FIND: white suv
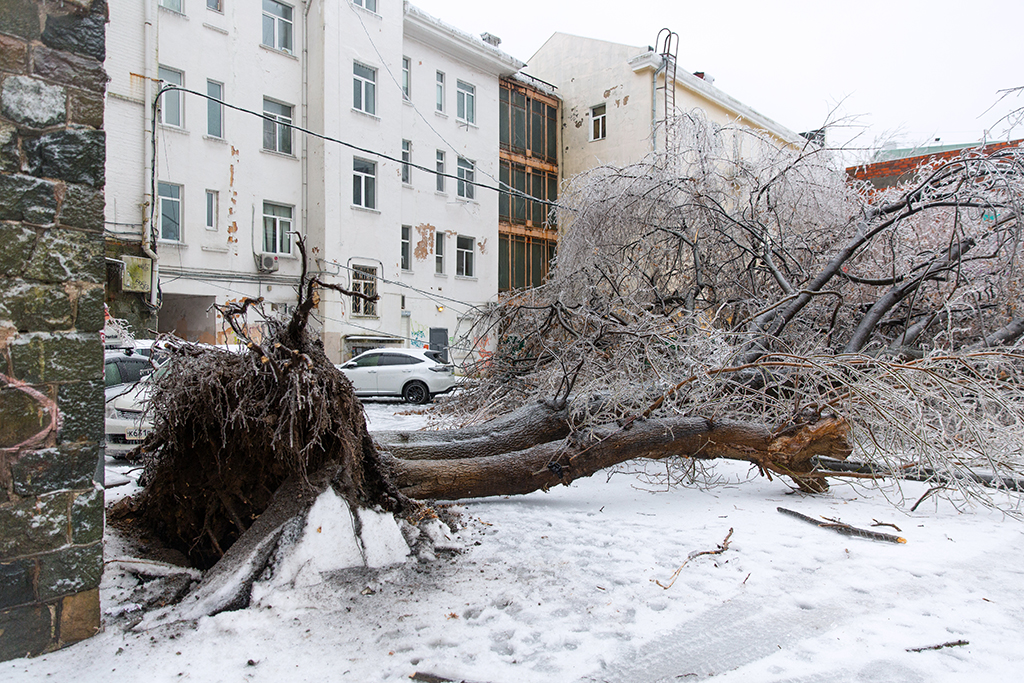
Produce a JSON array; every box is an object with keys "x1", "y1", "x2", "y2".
[{"x1": 336, "y1": 348, "x2": 456, "y2": 404}]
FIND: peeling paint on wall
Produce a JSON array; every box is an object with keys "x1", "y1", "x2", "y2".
[
  {"x1": 227, "y1": 146, "x2": 239, "y2": 251},
  {"x1": 477, "y1": 237, "x2": 487, "y2": 255},
  {"x1": 414, "y1": 223, "x2": 435, "y2": 261}
]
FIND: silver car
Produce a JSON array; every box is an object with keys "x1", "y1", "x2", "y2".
[{"x1": 336, "y1": 348, "x2": 456, "y2": 404}]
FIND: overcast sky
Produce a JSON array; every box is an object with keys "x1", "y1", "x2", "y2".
[{"x1": 413, "y1": 0, "x2": 1024, "y2": 153}]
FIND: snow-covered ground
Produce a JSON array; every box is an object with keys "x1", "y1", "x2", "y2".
[{"x1": 5, "y1": 401, "x2": 1024, "y2": 682}]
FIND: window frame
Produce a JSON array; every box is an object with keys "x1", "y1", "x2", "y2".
[
  {"x1": 262, "y1": 201, "x2": 293, "y2": 254},
  {"x1": 353, "y1": 61, "x2": 377, "y2": 116},
  {"x1": 262, "y1": 98, "x2": 293, "y2": 155},
  {"x1": 205, "y1": 189, "x2": 218, "y2": 231},
  {"x1": 401, "y1": 224, "x2": 412, "y2": 271},
  {"x1": 262, "y1": 0, "x2": 294, "y2": 54},
  {"x1": 160, "y1": 0, "x2": 183, "y2": 12},
  {"x1": 590, "y1": 103, "x2": 607, "y2": 141},
  {"x1": 157, "y1": 181, "x2": 182, "y2": 242},
  {"x1": 435, "y1": 71, "x2": 445, "y2": 113},
  {"x1": 457, "y1": 157, "x2": 475, "y2": 200},
  {"x1": 435, "y1": 230, "x2": 445, "y2": 274},
  {"x1": 351, "y1": 265, "x2": 378, "y2": 317},
  {"x1": 401, "y1": 56, "x2": 411, "y2": 101},
  {"x1": 435, "y1": 149, "x2": 445, "y2": 193},
  {"x1": 352, "y1": 157, "x2": 377, "y2": 209},
  {"x1": 207, "y1": 79, "x2": 224, "y2": 138},
  {"x1": 157, "y1": 66, "x2": 183, "y2": 128},
  {"x1": 456, "y1": 235, "x2": 475, "y2": 278},
  {"x1": 353, "y1": 0, "x2": 377, "y2": 12},
  {"x1": 207, "y1": 0, "x2": 223, "y2": 11},
  {"x1": 456, "y1": 80, "x2": 476, "y2": 125},
  {"x1": 401, "y1": 139, "x2": 412, "y2": 185}
]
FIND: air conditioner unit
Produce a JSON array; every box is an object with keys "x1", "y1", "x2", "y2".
[{"x1": 257, "y1": 253, "x2": 280, "y2": 273}]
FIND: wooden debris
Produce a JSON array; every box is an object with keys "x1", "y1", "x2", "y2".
[
  {"x1": 906, "y1": 639, "x2": 969, "y2": 652},
  {"x1": 777, "y1": 507, "x2": 906, "y2": 544},
  {"x1": 656, "y1": 528, "x2": 734, "y2": 589}
]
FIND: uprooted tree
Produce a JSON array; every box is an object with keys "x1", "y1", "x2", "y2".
[{"x1": 117, "y1": 114, "x2": 1024, "y2": 605}]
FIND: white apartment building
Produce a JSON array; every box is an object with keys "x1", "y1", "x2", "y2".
[{"x1": 104, "y1": 0, "x2": 523, "y2": 363}]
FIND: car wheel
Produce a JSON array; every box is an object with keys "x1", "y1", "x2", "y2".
[{"x1": 402, "y1": 380, "x2": 430, "y2": 404}]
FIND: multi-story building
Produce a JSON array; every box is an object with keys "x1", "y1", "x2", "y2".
[{"x1": 104, "y1": 0, "x2": 523, "y2": 363}]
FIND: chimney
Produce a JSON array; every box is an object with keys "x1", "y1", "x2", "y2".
[{"x1": 481, "y1": 32, "x2": 501, "y2": 47}]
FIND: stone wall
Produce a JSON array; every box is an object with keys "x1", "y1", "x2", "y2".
[{"x1": 0, "y1": 0, "x2": 106, "y2": 661}]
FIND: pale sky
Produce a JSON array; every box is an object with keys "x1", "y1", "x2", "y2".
[{"x1": 412, "y1": 0, "x2": 1024, "y2": 153}]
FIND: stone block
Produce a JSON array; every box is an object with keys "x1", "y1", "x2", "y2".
[
  {"x1": 1, "y1": 75, "x2": 66, "y2": 128},
  {"x1": 30, "y1": 44, "x2": 106, "y2": 93},
  {"x1": 74, "y1": 285, "x2": 105, "y2": 332},
  {"x1": 0, "y1": 281, "x2": 73, "y2": 331},
  {"x1": 57, "y1": 378, "x2": 104, "y2": 443},
  {"x1": 0, "y1": 385, "x2": 53, "y2": 450},
  {"x1": 0, "y1": 491, "x2": 70, "y2": 558},
  {"x1": 70, "y1": 487, "x2": 103, "y2": 545},
  {"x1": 68, "y1": 88, "x2": 103, "y2": 128},
  {"x1": 0, "y1": 34, "x2": 29, "y2": 73},
  {"x1": 41, "y1": 1, "x2": 106, "y2": 62},
  {"x1": 23, "y1": 128, "x2": 105, "y2": 188},
  {"x1": 0, "y1": 223, "x2": 37, "y2": 277},
  {"x1": 11, "y1": 443, "x2": 99, "y2": 497},
  {"x1": 0, "y1": 0, "x2": 41, "y2": 42},
  {"x1": 38, "y1": 545, "x2": 102, "y2": 601},
  {"x1": 9, "y1": 332, "x2": 102, "y2": 384},
  {"x1": 24, "y1": 227, "x2": 104, "y2": 283},
  {"x1": 58, "y1": 182, "x2": 104, "y2": 230},
  {"x1": 58, "y1": 588, "x2": 99, "y2": 645},
  {"x1": 0, "y1": 122, "x2": 19, "y2": 174},
  {"x1": 0, "y1": 174, "x2": 57, "y2": 225},
  {"x1": 0, "y1": 603, "x2": 53, "y2": 661},
  {"x1": 0, "y1": 559, "x2": 36, "y2": 610}
]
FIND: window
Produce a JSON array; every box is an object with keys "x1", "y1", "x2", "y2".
[
  {"x1": 435, "y1": 231, "x2": 444, "y2": 274},
  {"x1": 157, "y1": 182, "x2": 181, "y2": 241},
  {"x1": 401, "y1": 225, "x2": 412, "y2": 271},
  {"x1": 499, "y1": 85, "x2": 558, "y2": 162},
  {"x1": 456, "y1": 235, "x2": 474, "y2": 277},
  {"x1": 352, "y1": 265, "x2": 377, "y2": 316},
  {"x1": 207, "y1": 0, "x2": 222, "y2": 10},
  {"x1": 457, "y1": 157, "x2": 474, "y2": 200},
  {"x1": 352, "y1": 158, "x2": 376, "y2": 209},
  {"x1": 262, "y1": 202, "x2": 292, "y2": 253},
  {"x1": 157, "y1": 66, "x2": 183, "y2": 127},
  {"x1": 205, "y1": 190, "x2": 218, "y2": 230},
  {"x1": 160, "y1": 0, "x2": 182, "y2": 11},
  {"x1": 435, "y1": 71, "x2": 445, "y2": 112},
  {"x1": 353, "y1": 62, "x2": 376, "y2": 115},
  {"x1": 499, "y1": 161, "x2": 558, "y2": 228},
  {"x1": 262, "y1": 0, "x2": 293, "y2": 53},
  {"x1": 401, "y1": 56, "x2": 411, "y2": 101},
  {"x1": 207, "y1": 80, "x2": 223, "y2": 138},
  {"x1": 263, "y1": 98, "x2": 292, "y2": 154},
  {"x1": 435, "y1": 150, "x2": 445, "y2": 192},
  {"x1": 401, "y1": 140, "x2": 412, "y2": 185},
  {"x1": 457, "y1": 80, "x2": 475, "y2": 124},
  {"x1": 353, "y1": 0, "x2": 377, "y2": 11},
  {"x1": 590, "y1": 103, "x2": 607, "y2": 141},
  {"x1": 499, "y1": 234, "x2": 557, "y2": 292}
]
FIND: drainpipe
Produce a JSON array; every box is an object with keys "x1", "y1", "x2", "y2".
[
  {"x1": 142, "y1": 0, "x2": 159, "y2": 308},
  {"x1": 302, "y1": 0, "x2": 310, "y2": 269}
]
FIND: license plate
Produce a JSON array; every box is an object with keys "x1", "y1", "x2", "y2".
[{"x1": 126, "y1": 427, "x2": 150, "y2": 441}]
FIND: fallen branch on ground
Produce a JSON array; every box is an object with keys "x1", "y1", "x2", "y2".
[
  {"x1": 906, "y1": 639, "x2": 969, "y2": 652},
  {"x1": 777, "y1": 507, "x2": 907, "y2": 544},
  {"x1": 656, "y1": 527, "x2": 734, "y2": 589}
]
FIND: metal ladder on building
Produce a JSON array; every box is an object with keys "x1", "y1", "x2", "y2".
[{"x1": 655, "y1": 28, "x2": 679, "y2": 150}]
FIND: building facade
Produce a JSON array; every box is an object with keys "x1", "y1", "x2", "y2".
[{"x1": 104, "y1": 0, "x2": 522, "y2": 362}]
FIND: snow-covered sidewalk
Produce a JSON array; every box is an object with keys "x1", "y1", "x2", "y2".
[{"x1": 4, "y1": 402, "x2": 1023, "y2": 682}]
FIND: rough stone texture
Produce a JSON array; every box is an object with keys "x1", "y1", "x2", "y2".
[
  {"x1": 11, "y1": 443, "x2": 98, "y2": 496},
  {"x1": 0, "y1": 0, "x2": 41, "y2": 42},
  {"x1": 0, "y1": 385, "x2": 52, "y2": 449},
  {"x1": 74, "y1": 285, "x2": 105, "y2": 331},
  {"x1": 1, "y1": 75, "x2": 66, "y2": 128},
  {"x1": 41, "y1": 1, "x2": 106, "y2": 62},
  {"x1": 0, "y1": 281, "x2": 74, "y2": 331},
  {"x1": 58, "y1": 587, "x2": 99, "y2": 645},
  {"x1": 69, "y1": 487, "x2": 103, "y2": 545},
  {"x1": 0, "y1": 34, "x2": 30, "y2": 73},
  {"x1": 57, "y1": 379, "x2": 104, "y2": 443},
  {"x1": 23, "y1": 128, "x2": 105, "y2": 187},
  {"x1": 38, "y1": 545, "x2": 101, "y2": 601},
  {"x1": 0, "y1": 223, "x2": 37, "y2": 277},
  {"x1": 0, "y1": 174, "x2": 57, "y2": 224},
  {"x1": 24, "y1": 228, "x2": 105, "y2": 283},
  {"x1": 0, "y1": 559, "x2": 36, "y2": 609},
  {"x1": 0, "y1": 491, "x2": 70, "y2": 557},
  {"x1": 30, "y1": 44, "x2": 106, "y2": 93},
  {"x1": 0, "y1": 121, "x2": 19, "y2": 173},
  {"x1": 68, "y1": 88, "x2": 102, "y2": 128},
  {"x1": 58, "y1": 182, "x2": 104, "y2": 230},
  {"x1": 0, "y1": 604, "x2": 52, "y2": 661},
  {"x1": 9, "y1": 332, "x2": 103, "y2": 384}
]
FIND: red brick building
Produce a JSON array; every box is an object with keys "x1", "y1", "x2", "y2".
[{"x1": 847, "y1": 139, "x2": 1023, "y2": 191}]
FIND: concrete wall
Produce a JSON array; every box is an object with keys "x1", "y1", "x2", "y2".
[{"x1": 0, "y1": 0, "x2": 106, "y2": 660}]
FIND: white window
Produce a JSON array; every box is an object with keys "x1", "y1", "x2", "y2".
[
  {"x1": 457, "y1": 157, "x2": 474, "y2": 200},
  {"x1": 435, "y1": 71, "x2": 445, "y2": 112},
  {"x1": 456, "y1": 235, "x2": 474, "y2": 277},
  {"x1": 353, "y1": 0, "x2": 377, "y2": 11},
  {"x1": 353, "y1": 62, "x2": 376, "y2": 115},
  {"x1": 207, "y1": 80, "x2": 223, "y2": 138},
  {"x1": 352, "y1": 265, "x2": 377, "y2": 317},
  {"x1": 401, "y1": 56, "x2": 411, "y2": 101},
  {"x1": 262, "y1": 202, "x2": 292, "y2": 254},
  {"x1": 401, "y1": 140, "x2": 412, "y2": 185},
  {"x1": 353, "y1": 158, "x2": 376, "y2": 209},
  {"x1": 157, "y1": 182, "x2": 181, "y2": 242},
  {"x1": 435, "y1": 231, "x2": 444, "y2": 274},
  {"x1": 205, "y1": 190, "x2": 218, "y2": 230},
  {"x1": 401, "y1": 225, "x2": 412, "y2": 271},
  {"x1": 262, "y1": 0, "x2": 293, "y2": 53},
  {"x1": 160, "y1": 0, "x2": 183, "y2": 12},
  {"x1": 456, "y1": 80, "x2": 475, "y2": 125},
  {"x1": 435, "y1": 150, "x2": 445, "y2": 192},
  {"x1": 207, "y1": 0, "x2": 222, "y2": 10},
  {"x1": 590, "y1": 103, "x2": 607, "y2": 141},
  {"x1": 158, "y1": 66, "x2": 183, "y2": 127},
  {"x1": 263, "y1": 98, "x2": 292, "y2": 154}
]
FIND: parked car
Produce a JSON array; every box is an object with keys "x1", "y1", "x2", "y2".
[
  {"x1": 336, "y1": 348, "x2": 456, "y2": 404},
  {"x1": 104, "y1": 351, "x2": 157, "y2": 402},
  {"x1": 105, "y1": 366, "x2": 159, "y2": 459}
]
